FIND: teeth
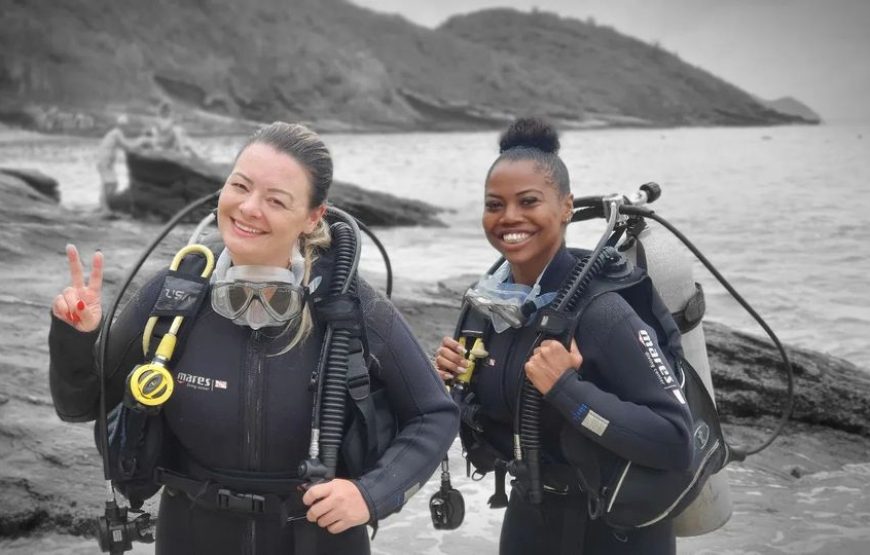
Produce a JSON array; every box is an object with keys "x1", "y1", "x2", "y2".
[
  {"x1": 502, "y1": 232, "x2": 530, "y2": 244},
  {"x1": 235, "y1": 221, "x2": 263, "y2": 234}
]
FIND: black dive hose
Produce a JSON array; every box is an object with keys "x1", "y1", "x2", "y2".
[
  {"x1": 357, "y1": 219, "x2": 393, "y2": 298},
  {"x1": 317, "y1": 212, "x2": 361, "y2": 477},
  {"x1": 620, "y1": 205, "x2": 794, "y2": 459},
  {"x1": 513, "y1": 200, "x2": 621, "y2": 504}
]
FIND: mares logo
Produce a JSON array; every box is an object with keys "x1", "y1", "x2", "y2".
[
  {"x1": 639, "y1": 330, "x2": 686, "y2": 405},
  {"x1": 176, "y1": 372, "x2": 228, "y2": 392}
]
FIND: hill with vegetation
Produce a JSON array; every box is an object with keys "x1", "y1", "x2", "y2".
[
  {"x1": 439, "y1": 9, "x2": 813, "y2": 127},
  {"x1": 0, "y1": 1, "x2": 814, "y2": 135}
]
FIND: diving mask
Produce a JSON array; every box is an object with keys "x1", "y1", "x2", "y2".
[
  {"x1": 210, "y1": 248, "x2": 319, "y2": 330},
  {"x1": 464, "y1": 261, "x2": 556, "y2": 333}
]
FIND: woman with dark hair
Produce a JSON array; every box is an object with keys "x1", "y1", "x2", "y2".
[
  {"x1": 435, "y1": 118, "x2": 693, "y2": 554},
  {"x1": 49, "y1": 121, "x2": 459, "y2": 554}
]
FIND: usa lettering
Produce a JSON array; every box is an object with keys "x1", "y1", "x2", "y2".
[{"x1": 162, "y1": 288, "x2": 189, "y2": 302}]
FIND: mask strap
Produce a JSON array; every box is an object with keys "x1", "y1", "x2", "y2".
[
  {"x1": 211, "y1": 248, "x2": 233, "y2": 283},
  {"x1": 290, "y1": 243, "x2": 305, "y2": 285}
]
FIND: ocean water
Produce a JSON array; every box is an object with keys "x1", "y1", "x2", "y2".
[{"x1": 1, "y1": 123, "x2": 868, "y2": 368}]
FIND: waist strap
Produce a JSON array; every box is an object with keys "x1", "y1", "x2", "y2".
[{"x1": 154, "y1": 467, "x2": 307, "y2": 520}]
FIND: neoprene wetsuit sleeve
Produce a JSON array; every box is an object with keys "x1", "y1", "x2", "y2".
[
  {"x1": 48, "y1": 271, "x2": 167, "y2": 422},
  {"x1": 543, "y1": 292, "x2": 693, "y2": 471},
  {"x1": 352, "y1": 282, "x2": 459, "y2": 522}
]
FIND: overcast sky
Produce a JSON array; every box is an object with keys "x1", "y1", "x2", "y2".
[{"x1": 351, "y1": 0, "x2": 870, "y2": 122}]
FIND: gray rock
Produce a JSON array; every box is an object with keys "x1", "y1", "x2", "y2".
[
  {"x1": 0, "y1": 168, "x2": 60, "y2": 202},
  {"x1": 705, "y1": 320, "x2": 870, "y2": 435},
  {"x1": 110, "y1": 149, "x2": 446, "y2": 227}
]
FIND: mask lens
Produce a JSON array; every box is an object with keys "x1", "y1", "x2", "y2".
[
  {"x1": 257, "y1": 285, "x2": 302, "y2": 318},
  {"x1": 227, "y1": 285, "x2": 253, "y2": 315},
  {"x1": 491, "y1": 305, "x2": 523, "y2": 328}
]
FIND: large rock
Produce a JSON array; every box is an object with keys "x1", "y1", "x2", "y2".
[
  {"x1": 0, "y1": 168, "x2": 60, "y2": 202},
  {"x1": 111, "y1": 149, "x2": 446, "y2": 227},
  {"x1": 705, "y1": 320, "x2": 870, "y2": 434}
]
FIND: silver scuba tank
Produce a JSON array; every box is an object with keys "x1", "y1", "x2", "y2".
[{"x1": 622, "y1": 221, "x2": 733, "y2": 537}]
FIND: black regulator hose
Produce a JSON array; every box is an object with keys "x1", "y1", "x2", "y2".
[
  {"x1": 514, "y1": 201, "x2": 620, "y2": 504},
  {"x1": 620, "y1": 205, "x2": 794, "y2": 459},
  {"x1": 356, "y1": 219, "x2": 393, "y2": 299},
  {"x1": 316, "y1": 212, "x2": 361, "y2": 477}
]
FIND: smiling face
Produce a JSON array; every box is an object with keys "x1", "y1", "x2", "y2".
[
  {"x1": 483, "y1": 159, "x2": 573, "y2": 285},
  {"x1": 217, "y1": 142, "x2": 326, "y2": 267}
]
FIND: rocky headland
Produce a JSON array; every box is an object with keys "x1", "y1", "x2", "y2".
[
  {"x1": 1, "y1": 180, "x2": 867, "y2": 554},
  {"x1": 0, "y1": 1, "x2": 818, "y2": 137}
]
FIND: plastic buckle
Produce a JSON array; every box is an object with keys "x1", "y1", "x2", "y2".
[
  {"x1": 346, "y1": 350, "x2": 370, "y2": 401},
  {"x1": 532, "y1": 308, "x2": 575, "y2": 346},
  {"x1": 216, "y1": 488, "x2": 266, "y2": 514}
]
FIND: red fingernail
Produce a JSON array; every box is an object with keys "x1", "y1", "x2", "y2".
[{"x1": 77, "y1": 300, "x2": 85, "y2": 311}]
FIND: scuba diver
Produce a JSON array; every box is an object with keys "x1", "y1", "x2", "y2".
[
  {"x1": 48, "y1": 121, "x2": 459, "y2": 554},
  {"x1": 434, "y1": 118, "x2": 695, "y2": 554}
]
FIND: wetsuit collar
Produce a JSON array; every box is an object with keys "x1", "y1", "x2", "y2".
[{"x1": 537, "y1": 246, "x2": 576, "y2": 295}]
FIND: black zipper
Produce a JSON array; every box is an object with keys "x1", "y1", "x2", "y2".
[
  {"x1": 243, "y1": 331, "x2": 265, "y2": 554},
  {"x1": 244, "y1": 331, "x2": 265, "y2": 469}
]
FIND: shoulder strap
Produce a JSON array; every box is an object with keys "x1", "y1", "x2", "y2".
[{"x1": 144, "y1": 250, "x2": 213, "y2": 360}]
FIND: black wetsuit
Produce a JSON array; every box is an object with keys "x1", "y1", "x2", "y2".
[
  {"x1": 48, "y1": 252, "x2": 459, "y2": 555},
  {"x1": 467, "y1": 248, "x2": 693, "y2": 555}
]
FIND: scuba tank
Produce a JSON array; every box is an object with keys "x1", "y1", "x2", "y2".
[
  {"x1": 621, "y1": 216, "x2": 733, "y2": 536},
  {"x1": 572, "y1": 183, "x2": 794, "y2": 533}
]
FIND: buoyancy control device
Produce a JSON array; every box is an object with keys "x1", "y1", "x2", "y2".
[
  {"x1": 437, "y1": 183, "x2": 795, "y2": 535},
  {"x1": 93, "y1": 191, "x2": 396, "y2": 554}
]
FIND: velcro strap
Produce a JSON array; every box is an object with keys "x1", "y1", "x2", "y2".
[
  {"x1": 150, "y1": 271, "x2": 210, "y2": 318},
  {"x1": 672, "y1": 282, "x2": 706, "y2": 334},
  {"x1": 313, "y1": 293, "x2": 363, "y2": 333}
]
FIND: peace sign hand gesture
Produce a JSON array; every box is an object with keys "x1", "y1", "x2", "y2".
[{"x1": 51, "y1": 244, "x2": 104, "y2": 332}]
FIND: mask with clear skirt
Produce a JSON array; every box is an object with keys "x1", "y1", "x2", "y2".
[{"x1": 464, "y1": 260, "x2": 556, "y2": 333}]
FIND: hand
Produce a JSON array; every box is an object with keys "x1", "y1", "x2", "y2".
[
  {"x1": 434, "y1": 336, "x2": 470, "y2": 382},
  {"x1": 524, "y1": 339, "x2": 583, "y2": 395},
  {"x1": 51, "y1": 244, "x2": 103, "y2": 332},
  {"x1": 303, "y1": 479, "x2": 371, "y2": 534}
]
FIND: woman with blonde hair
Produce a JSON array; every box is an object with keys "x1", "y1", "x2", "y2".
[{"x1": 50, "y1": 121, "x2": 458, "y2": 554}]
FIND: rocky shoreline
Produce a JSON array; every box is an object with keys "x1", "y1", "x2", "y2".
[{"x1": 0, "y1": 181, "x2": 867, "y2": 553}]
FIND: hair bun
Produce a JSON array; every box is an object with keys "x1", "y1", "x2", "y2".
[{"x1": 499, "y1": 117, "x2": 560, "y2": 154}]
